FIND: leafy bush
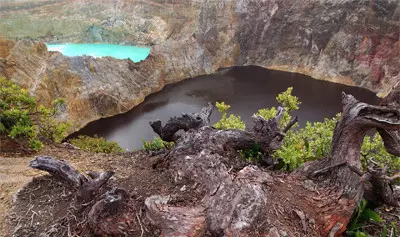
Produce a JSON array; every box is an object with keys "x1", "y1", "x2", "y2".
[
  {"x1": 214, "y1": 102, "x2": 245, "y2": 130},
  {"x1": 274, "y1": 113, "x2": 400, "y2": 172},
  {"x1": 214, "y1": 88, "x2": 301, "y2": 162},
  {"x1": 37, "y1": 99, "x2": 70, "y2": 143},
  {"x1": 361, "y1": 134, "x2": 400, "y2": 174},
  {"x1": 274, "y1": 114, "x2": 340, "y2": 170},
  {"x1": 69, "y1": 135, "x2": 124, "y2": 154},
  {"x1": 256, "y1": 87, "x2": 301, "y2": 129},
  {"x1": 0, "y1": 77, "x2": 69, "y2": 150},
  {"x1": 142, "y1": 137, "x2": 174, "y2": 152},
  {"x1": 213, "y1": 87, "x2": 399, "y2": 173}
]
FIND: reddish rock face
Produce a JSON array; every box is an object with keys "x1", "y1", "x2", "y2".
[{"x1": 0, "y1": 0, "x2": 399, "y2": 133}]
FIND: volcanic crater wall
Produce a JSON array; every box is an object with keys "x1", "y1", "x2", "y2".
[{"x1": 0, "y1": 0, "x2": 399, "y2": 132}]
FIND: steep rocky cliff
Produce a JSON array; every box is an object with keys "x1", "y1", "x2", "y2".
[{"x1": 1, "y1": 0, "x2": 399, "y2": 132}]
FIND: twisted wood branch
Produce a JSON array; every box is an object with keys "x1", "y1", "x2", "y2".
[{"x1": 29, "y1": 156, "x2": 114, "y2": 201}]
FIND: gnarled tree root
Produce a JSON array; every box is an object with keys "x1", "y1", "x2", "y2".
[
  {"x1": 145, "y1": 87, "x2": 400, "y2": 236},
  {"x1": 27, "y1": 85, "x2": 400, "y2": 236},
  {"x1": 29, "y1": 156, "x2": 138, "y2": 236},
  {"x1": 29, "y1": 156, "x2": 114, "y2": 201}
]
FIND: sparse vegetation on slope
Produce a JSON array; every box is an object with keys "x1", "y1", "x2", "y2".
[
  {"x1": 0, "y1": 77, "x2": 69, "y2": 150},
  {"x1": 142, "y1": 136, "x2": 174, "y2": 152},
  {"x1": 69, "y1": 135, "x2": 124, "y2": 154}
]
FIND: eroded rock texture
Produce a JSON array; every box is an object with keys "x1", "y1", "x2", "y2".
[{"x1": 1, "y1": 0, "x2": 399, "y2": 132}]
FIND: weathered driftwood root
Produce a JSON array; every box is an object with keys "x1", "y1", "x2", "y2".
[
  {"x1": 29, "y1": 156, "x2": 137, "y2": 236},
  {"x1": 150, "y1": 102, "x2": 213, "y2": 142},
  {"x1": 88, "y1": 187, "x2": 136, "y2": 236},
  {"x1": 362, "y1": 166, "x2": 400, "y2": 207},
  {"x1": 29, "y1": 156, "x2": 114, "y2": 201},
  {"x1": 377, "y1": 129, "x2": 400, "y2": 156},
  {"x1": 151, "y1": 105, "x2": 297, "y2": 156},
  {"x1": 145, "y1": 104, "x2": 302, "y2": 236},
  {"x1": 145, "y1": 86, "x2": 400, "y2": 236}
]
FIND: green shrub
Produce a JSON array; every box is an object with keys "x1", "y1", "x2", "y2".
[
  {"x1": 361, "y1": 133, "x2": 400, "y2": 174},
  {"x1": 214, "y1": 102, "x2": 245, "y2": 130},
  {"x1": 256, "y1": 87, "x2": 301, "y2": 129},
  {"x1": 142, "y1": 137, "x2": 174, "y2": 152},
  {"x1": 274, "y1": 114, "x2": 340, "y2": 170},
  {"x1": 0, "y1": 77, "x2": 69, "y2": 150},
  {"x1": 273, "y1": 113, "x2": 400, "y2": 172},
  {"x1": 214, "y1": 88, "x2": 301, "y2": 161},
  {"x1": 37, "y1": 99, "x2": 71, "y2": 143},
  {"x1": 69, "y1": 135, "x2": 124, "y2": 154},
  {"x1": 213, "y1": 87, "x2": 399, "y2": 172}
]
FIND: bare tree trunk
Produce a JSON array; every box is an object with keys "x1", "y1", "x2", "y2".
[{"x1": 29, "y1": 86, "x2": 400, "y2": 236}]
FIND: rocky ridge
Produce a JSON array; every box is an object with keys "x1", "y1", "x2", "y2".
[{"x1": 1, "y1": 0, "x2": 399, "y2": 133}]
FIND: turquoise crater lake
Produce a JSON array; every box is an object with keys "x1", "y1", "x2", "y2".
[{"x1": 46, "y1": 44, "x2": 151, "y2": 62}]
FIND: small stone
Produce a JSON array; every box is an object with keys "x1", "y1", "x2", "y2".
[
  {"x1": 180, "y1": 185, "x2": 187, "y2": 192},
  {"x1": 279, "y1": 230, "x2": 288, "y2": 237}
]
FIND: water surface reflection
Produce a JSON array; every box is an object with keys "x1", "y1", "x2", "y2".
[{"x1": 73, "y1": 66, "x2": 379, "y2": 150}]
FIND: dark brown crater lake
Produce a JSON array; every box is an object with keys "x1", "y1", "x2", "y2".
[{"x1": 72, "y1": 66, "x2": 380, "y2": 150}]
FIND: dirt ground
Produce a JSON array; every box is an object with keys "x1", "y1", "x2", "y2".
[
  {"x1": 0, "y1": 138, "x2": 160, "y2": 236},
  {"x1": 0, "y1": 136, "x2": 203, "y2": 236}
]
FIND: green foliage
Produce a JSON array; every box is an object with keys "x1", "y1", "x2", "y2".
[
  {"x1": 348, "y1": 231, "x2": 370, "y2": 237},
  {"x1": 256, "y1": 87, "x2": 301, "y2": 129},
  {"x1": 214, "y1": 102, "x2": 245, "y2": 130},
  {"x1": 213, "y1": 89, "x2": 301, "y2": 161},
  {"x1": 347, "y1": 199, "x2": 383, "y2": 237},
  {"x1": 0, "y1": 77, "x2": 69, "y2": 150},
  {"x1": 274, "y1": 113, "x2": 399, "y2": 172},
  {"x1": 37, "y1": 99, "x2": 70, "y2": 143},
  {"x1": 361, "y1": 134, "x2": 400, "y2": 174},
  {"x1": 142, "y1": 137, "x2": 174, "y2": 152},
  {"x1": 276, "y1": 87, "x2": 301, "y2": 112},
  {"x1": 213, "y1": 87, "x2": 397, "y2": 173},
  {"x1": 239, "y1": 143, "x2": 262, "y2": 161},
  {"x1": 29, "y1": 138, "x2": 44, "y2": 151},
  {"x1": 70, "y1": 135, "x2": 124, "y2": 154},
  {"x1": 274, "y1": 114, "x2": 340, "y2": 170}
]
